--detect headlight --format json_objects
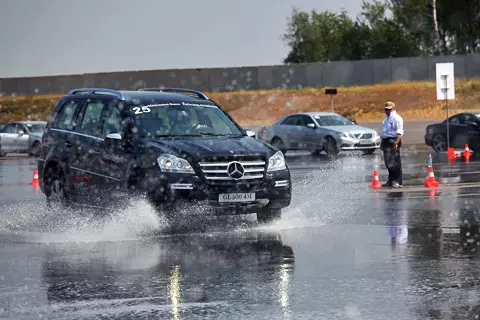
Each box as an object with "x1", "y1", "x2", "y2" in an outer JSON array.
[
  {"x1": 341, "y1": 132, "x2": 354, "y2": 139},
  {"x1": 268, "y1": 151, "x2": 286, "y2": 172},
  {"x1": 157, "y1": 154, "x2": 194, "y2": 174}
]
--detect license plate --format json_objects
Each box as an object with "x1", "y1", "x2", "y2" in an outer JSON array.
[
  {"x1": 359, "y1": 139, "x2": 372, "y2": 145},
  {"x1": 218, "y1": 193, "x2": 255, "y2": 203}
]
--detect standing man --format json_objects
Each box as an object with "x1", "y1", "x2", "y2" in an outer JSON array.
[{"x1": 380, "y1": 101, "x2": 404, "y2": 188}]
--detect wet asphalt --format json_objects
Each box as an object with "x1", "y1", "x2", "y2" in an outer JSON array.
[{"x1": 1, "y1": 146, "x2": 480, "y2": 319}]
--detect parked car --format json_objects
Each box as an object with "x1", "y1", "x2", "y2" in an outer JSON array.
[
  {"x1": 38, "y1": 87, "x2": 292, "y2": 224},
  {"x1": 257, "y1": 112, "x2": 381, "y2": 156},
  {"x1": 425, "y1": 112, "x2": 480, "y2": 153},
  {"x1": 0, "y1": 121, "x2": 46, "y2": 157}
]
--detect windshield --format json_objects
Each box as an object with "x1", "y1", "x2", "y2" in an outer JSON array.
[
  {"x1": 25, "y1": 123, "x2": 46, "y2": 133},
  {"x1": 128, "y1": 102, "x2": 244, "y2": 137},
  {"x1": 314, "y1": 115, "x2": 354, "y2": 126}
]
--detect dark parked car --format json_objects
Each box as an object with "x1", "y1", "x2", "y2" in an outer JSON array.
[
  {"x1": 425, "y1": 112, "x2": 480, "y2": 152},
  {"x1": 38, "y1": 88, "x2": 292, "y2": 223}
]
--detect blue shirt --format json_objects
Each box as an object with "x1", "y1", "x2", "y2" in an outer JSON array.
[{"x1": 380, "y1": 110, "x2": 404, "y2": 139}]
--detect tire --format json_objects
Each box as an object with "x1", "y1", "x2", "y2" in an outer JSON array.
[
  {"x1": 44, "y1": 164, "x2": 72, "y2": 209},
  {"x1": 29, "y1": 142, "x2": 41, "y2": 157},
  {"x1": 324, "y1": 136, "x2": 339, "y2": 157},
  {"x1": 257, "y1": 208, "x2": 282, "y2": 224},
  {"x1": 271, "y1": 137, "x2": 287, "y2": 154},
  {"x1": 432, "y1": 134, "x2": 447, "y2": 152},
  {"x1": 362, "y1": 149, "x2": 376, "y2": 155}
]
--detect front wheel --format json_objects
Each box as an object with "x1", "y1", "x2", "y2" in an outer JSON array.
[
  {"x1": 44, "y1": 165, "x2": 72, "y2": 209},
  {"x1": 271, "y1": 137, "x2": 287, "y2": 154},
  {"x1": 257, "y1": 208, "x2": 281, "y2": 224},
  {"x1": 362, "y1": 149, "x2": 376, "y2": 155},
  {"x1": 29, "y1": 142, "x2": 41, "y2": 157},
  {"x1": 432, "y1": 134, "x2": 447, "y2": 152},
  {"x1": 324, "y1": 137, "x2": 339, "y2": 157}
]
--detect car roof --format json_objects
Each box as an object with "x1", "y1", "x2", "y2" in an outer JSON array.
[
  {"x1": 8, "y1": 121, "x2": 47, "y2": 124},
  {"x1": 63, "y1": 88, "x2": 216, "y2": 105},
  {"x1": 302, "y1": 112, "x2": 340, "y2": 117},
  {"x1": 119, "y1": 91, "x2": 216, "y2": 104}
]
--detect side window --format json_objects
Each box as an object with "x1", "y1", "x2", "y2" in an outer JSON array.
[
  {"x1": 2, "y1": 124, "x2": 18, "y2": 134},
  {"x1": 77, "y1": 101, "x2": 107, "y2": 137},
  {"x1": 299, "y1": 115, "x2": 314, "y2": 126},
  {"x1": 102, "y1": 105, "x2": 124, "y2": 137},
  {"x1": 281, "y1": 116, "x2": 298, "y2": 125},
  {"x1": 53, "y1": 100, "x2": 81, "y2": 130},
  {"x1": 449, "y1": 115, "x2": 459, "y2": 124}
]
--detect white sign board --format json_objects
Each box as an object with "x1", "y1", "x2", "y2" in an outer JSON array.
[{"x1": 436, "y1": 63, "x2": 455, "y2": 100}]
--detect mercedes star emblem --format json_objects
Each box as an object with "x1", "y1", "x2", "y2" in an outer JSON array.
[{"x1": 227, "y1": 162, "x2": 245, "y2": 180}]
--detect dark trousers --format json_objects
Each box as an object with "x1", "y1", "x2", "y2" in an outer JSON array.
[{"x1": 382, "y1": 138, "x2": 403, "y2": 185}]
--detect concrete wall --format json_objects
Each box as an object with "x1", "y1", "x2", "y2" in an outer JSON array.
[{"x1": 1, "y1": 54, "x2": 480, "y2": 95}]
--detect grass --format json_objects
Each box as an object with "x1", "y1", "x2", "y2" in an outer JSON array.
[{"x1": 1, "y1": 79, "x2": 480, "y2": 125}]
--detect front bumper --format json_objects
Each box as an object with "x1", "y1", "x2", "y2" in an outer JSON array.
[
  {"x1": 338, "y1": 136, "x2": 381, "y2": 150},
  {"x1": 145, "y1": 168, "x2": 292, "y2": 215},
  {"x1": 424, "y1": 134, "x2": 433, "y2": 147}
]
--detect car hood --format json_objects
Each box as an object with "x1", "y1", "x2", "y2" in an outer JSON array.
[
  {"x1": 148, "y1": 135, "x2": 276, "y2": 159},
  {"x1": 321, "y1": 125, "x2": 377, "y2": 134}
]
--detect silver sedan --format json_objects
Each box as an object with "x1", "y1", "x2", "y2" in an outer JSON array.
[
  {"x1": 257, "y1": 112, "x2": 381, "y2": 156},
  {"x1": 0, "y1": 121, "x2": 46, "y2": 157}
]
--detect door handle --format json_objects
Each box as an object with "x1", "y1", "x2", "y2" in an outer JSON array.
[{"x1": 65, "y1": 141, "x2": 72, "y2": 148}]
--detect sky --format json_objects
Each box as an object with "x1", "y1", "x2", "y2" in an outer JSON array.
[{"x1": 0, "y1": 0, "x2": 362, "y2": 78}]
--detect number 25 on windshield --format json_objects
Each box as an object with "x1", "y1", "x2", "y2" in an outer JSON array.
[{"x1": 133, "y1": 106, "x2": 151, "y2": 114}]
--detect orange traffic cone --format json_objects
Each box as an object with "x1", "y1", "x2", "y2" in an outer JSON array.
[
  {"x1": 29, "y1": 170, "x2": 40, "y2": 187},
  {"x1": 463, "y1": 144, "x2": 472, "y2": 157},
  {"x1": 447, "y1": 147, "x2": 455, "y2": 159},
  {"x1": 424, "y1": 166, "x2": 440, "y2": 188},
  {"x1": 369, "y1": 170, "x2": 382, "y2": 189}
]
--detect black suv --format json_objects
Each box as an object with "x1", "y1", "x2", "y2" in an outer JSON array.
[{"x1": 38, "y1": 88, "x2": 292, "y2": 223}]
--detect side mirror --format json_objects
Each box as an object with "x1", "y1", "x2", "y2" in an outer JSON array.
[
  {"x1": 306, "y1": 123, "x2": 316, "y2": 128},
  {"x1": 18, "y1": 130, "x2": 24, "y2": 136},
  {"x1": 246, "y1": 130, "x2": 256, "y2": 138}
]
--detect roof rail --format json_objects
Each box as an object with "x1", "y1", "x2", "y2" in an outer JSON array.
[
  {"x1": 137, "y1": 87, "x2": 209, "y2": 100},
  {"x1": 68, "y1": 88, "x2": 125, "y2": 100}
]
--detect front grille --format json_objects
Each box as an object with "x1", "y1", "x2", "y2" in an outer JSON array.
[
  {"x1": 199, "y1": 159, "x2": 266, "y2": 182},
  {"x1": 353, "y1": 133, "x2": 373, "y2": 139}
]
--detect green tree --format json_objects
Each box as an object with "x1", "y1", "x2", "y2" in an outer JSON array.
[{"x1": 282, "y1": 0, "x2": 480, "y2": 63}]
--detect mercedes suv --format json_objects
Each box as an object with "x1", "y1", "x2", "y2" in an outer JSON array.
[{"x1": 37, "y1": 87, "x2": 292, "y2": 223}]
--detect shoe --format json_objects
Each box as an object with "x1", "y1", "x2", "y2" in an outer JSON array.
[
  {"x1": 391, "y1": 182, "x2": 403, "y2": 188},
  {"x1": 382, "y1": 182, "x2": 392, "y2": 188}
]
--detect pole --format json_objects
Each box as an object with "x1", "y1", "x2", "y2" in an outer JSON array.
[
  {"x1": 330, "y1": 94, "x2": 334, "y2": 112},
  {"x1": 442, "y1": 75, "x2": 450, "y2": 151}
]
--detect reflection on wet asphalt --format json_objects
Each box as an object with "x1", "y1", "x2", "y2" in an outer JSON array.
[{"x1": 1, "y1": 149, "x2": 480, "y2": 319}]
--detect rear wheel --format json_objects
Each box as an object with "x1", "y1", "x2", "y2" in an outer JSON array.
[
  {"x1": 44, "y1": 165, "x2": 72, "y2": 209},
  {"x1": 257, "y1": 208, "x2": 281, "y2": 224}
]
